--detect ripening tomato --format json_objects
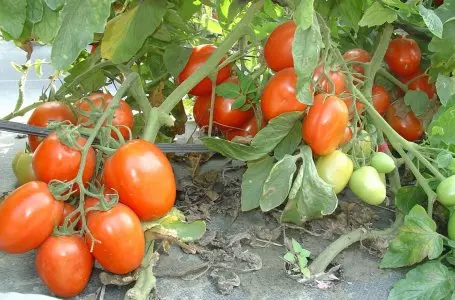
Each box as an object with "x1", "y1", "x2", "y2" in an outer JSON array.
[
  {"x1": 12, "y1": 150, "x2": 36, "y2": 185},
  {"x1": 36, "y1": 235, "x2": 93, "y2": 298},
  {"x1": 178, "y1": 44, "x2": 232, "y2": 96},
  {"x1": 316, "y1": 150, "x2": 354, "y2": 194},
  {"x1": 76, "y1": 93, "x2": 134, "y2": 140},
  {"x1": 343, "y1": 97, "x2": 364, "y2": 116},
  {"x1": 103, "y1": 140, "x2": 176, "y2": 221},
  {"x1": 225, "y1": 117, "x2": 260, "y2": 141},
  {"x1": 264, "y1": 21, "x2": 297, "y2": 72},
  {"x1": 384, "y1": 37, "x2": 421, "y2": 76},
  {"x1": 386, "y1": 102, "x2": 424, "y2": 141},
  {"x1": 0, "y1": 181, "x2": 62, "y2": 253},
  {"x1": 27, "y1": 102, "x2": 77, "y2": 151},
  {"x1": 343, "y1": 48, "x2": 371, "y2": 79},
  {"x1": 32, "y1": 132, "x2": 96, "y2": 188},
  {"x1": 340, "y1": 126, "x2": 353, "y2": 146},
  {"x1": 261, "y1": 68, "x2": 308, "y2": 121},
  {"x1": 399, "y1": 69, "x2": 436, "y2": 99},
  {"x1": 86, "y1": 203, "x2": 144, "y2": 274},
  {"x1": 312, "y1": 65, "x2": 347, "y2": 95},
  {"x1": 372, "y1": 84, "x2": 391, "y2": 115},
  {"x1": 302, "y1": 94, "x2": 349, "y2": 156}
]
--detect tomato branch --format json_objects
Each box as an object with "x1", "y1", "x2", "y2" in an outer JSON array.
[{"x1": 377, "y1": 68, "x2": 408, "y2": 92}]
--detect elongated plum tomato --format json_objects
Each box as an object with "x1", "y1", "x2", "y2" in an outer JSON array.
[
  {"x1": 316, "y1": 150, "x2": 353, "y2": 194},
  {"x1": 386, "y1": 102, "x2": 424, "y2": 141},
  {"x1": 399, "y1": 68, "x2": 436, "y2": 99},
  {"x1": 312, "y1": 65, "x2": 347, "y2": 95},
  {"x1": 76, "y1": 93, "x2": 134, "y2": 140},
  {"x1": 302, "y1": 94, "x2": 349, "y2": 156},
  {"x1": 103, "y1": 139, "x2": 176, "y2": 221},
  {"x1": 437, "y1": 175, "x2": 455, "y2": 207},
  {"x1": 0, "y1": 181, "x2": 62, "y2": 253},
  {"x1": 27, "y1": 102, "x2": 77, "y2": 151},
  {"x1": 340, "y1": 126, "x2": 353, "y2": 146},
  {"x1": 343, "y1": 48, "x2": 371, "y2": 79},
  {"x1": 371, "y1": 152, "x2": 396, "y2": 174},
  {"x1": 12, "y1": 150, "x2": 36, "y2": 185},
  {"x1": 33, "y1": 132, "x2": 96, "y2": 187},
  {"x1": 372, "y1": 84, "x2": 391, "y2": 115},
  {"x1": 261, "y1": 68, "x2": 307, "y2": 121},
  {"x1": 349, "y1": 166, "x2": 386, "y2": 205},
  {"x1": 264, "y1": 20, "x2": 296, "y2": 72},
  {"x1": 384, "y1": 37, "x2": 421, "y2": 76},
  {"x1": 225, "y1": 117, "x2": 260, "y2": 141},
  {"x1": 36, "y1": 235, "x2": 93, "y2": 298},
  {"x1": 86, "y1": 203, "x2": 144, "y2": 274},
  {"x1": 178, "y1": 44, "x2": 232, "y2": 96}
]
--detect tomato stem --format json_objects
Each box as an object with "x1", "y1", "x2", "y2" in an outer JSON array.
[
  {"x1": 377, "y1": 68, "x2": 408, "y2": 92},
  {"x1": 208, "y1": 74, "x2": 217, "y2": 137}
]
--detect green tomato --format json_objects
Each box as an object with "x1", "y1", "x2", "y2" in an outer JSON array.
[
  {"x1": 379, "y1": 172, "x2": 386, "y2": 186},
  {"x1": 353, "y1": 130, "x2": 372, "y2": 156},
  {"x1": 371, "y1": 152, "x2": 396, "y2": 173},
  {"x1": 316, "y1": 150, "x2": 353, "y2": 194},
  {"x1": 437, "y1": 175, "x2": 455, "y2": 207},
  {"x1": 349, "y1": 166, "x2": 386, "y2": 205},
  {"x1": 12, "y1": 151, "x2": 36, "y2": 186},
  {"x1": 448, "y1": 212, "x2": 455, "y2": 240}
]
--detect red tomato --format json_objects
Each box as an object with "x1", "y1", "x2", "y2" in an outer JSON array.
[
  {"x1": 302, "y1": 94, "x2": 349, "y2": 156},
  {"x1": 76, "y1": 93, "x2": 134, "y2": 140},
  {"x1": 343, "y1": 97, "x2": 364, "y2": 116},
  {"x1": 225, "y1": 117, "x2": 260, "y2": 141},
  {"x1": 434, "y1": 0, "x2": 444, "y2": 5},
  {"x1": 103, "y1": 140, "x2": 176, "y2": 221},
  {"x1": 312, "y1": 65, "x2": 347, "y2": 95},
  {"x1": 177, "y1": 44, "x2": 232, "y2": 96},
  {"x1": 27, "y1": 102, "x2": 77, "y2": 151},
  {"x1": 372, "y1": 84, "x2": 391, "y2": 115},
  {"x1": 261, "y1": 67, "x2": 308, "y2": 121},
  {"x1": 343, "y1": 48, "x2": 371, "y2": 78},
  {"x1": 33, "y1": 133, "x2": 96, "y2": 189},
  {"x1": 399, "y1": 69, "x2": 436, "y2": 99},
  {"x1": 36, "y1": 235, "x2": 93, "y2": 298},
  {"x1": 340, "y1": 126, "x2": 353, "y2": 146},
  {"x1": 90, "y1": 43, "x2": 98, "y2": 55},
  {"x1": 386, "y1": 102, "x2": 424, "y2": 141},
  {"x1": 264, "y1": 21, "x2": 297, "y2": 72},
  {"x1": 86, "y1": 203, "x2": 144, "y2": 274},
  {"x1": 384, "y1": 37, "x2": 421, "y2": 76},
  {"x1": 0, "y1": 181, "x2": 62, "y2": 253}
]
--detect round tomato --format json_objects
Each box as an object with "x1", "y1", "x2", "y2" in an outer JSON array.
[
  {"x1": 0, "y1": 181, "x2": 62, "y2": 253},
  {"x1": 177, "y1": 44, "x2": 232, "y2": 96},
  {"x1": 36, "y1": 235, "x2": 93, "y2": 298},
  {"x1": 437, "y1": 175, "x2": 455, "y2": 207},
  {"x1": 12, "y1": 150, "x2": 36, "y2": 185},
  {"x1": 264, "y1": 20, "x2": 296, "y2": 72},
  {"x1": 76, "y1": 93, "x2": 134, "y2": 140},
  {"x1": 343, "y1": 48, "x2": 371, "y2": 78},
  {"x1": 312, "y1": 65, "x2": 347, "y2": 95},
  {"x1": 384, "y1": 37, "x2": 421, "y2": 76},
  {"x1": 103, "y1": 139, "x2": 176, "y2": 221},
  {"x1": 349, "y1": 166, "x2": 386, "y2": 205},
  {"x1": 261, "y1": 67, "x2": 307, "y2": 121},
  {"x1": 316, "y1": 150, "x2": 354, "y2": 194},
  {"x1": 372, "y1": 84, "x2": 391, "y2": 115},
  {"x1": 302, "y1": 94, "x2": 349, "y2": 156},
  {"x1": 86, "y1": 203, "x2": 144, "y2": 274},
  {"x1": 340, "y1": 126, "x2": 353, "y2": 146},
  {"x1": 225, "y1": 117, "x2": 260, "y2": 141},
  {"x1": 386, "y1": 102, "x2": 424, "y2": 141},
  {"x1": 27, "y1": 102, "x2": 77, "y2": 151},
  {"x1": 33, "y1": 132, "x2": 96, "y2": 188},
  {"x1": 371, "y1": 152, "x2": 396, "y2": 174},
  {"x1": 399, "y1": 69, "x2": 436, "y2": 99}
]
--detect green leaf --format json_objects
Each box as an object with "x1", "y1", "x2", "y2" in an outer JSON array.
[
  {"x1": 241, "y1": 156, "x2": 275, "y2": 211},
  {"x1": 34, "y1": 59, "x2": 45, "y2": 78},
  {"x1": 395, "y1": 186, "x2": 427, "y2": 214},
  {"x1": 231, "y1": 95, "x2": 247, "y2": 110},
  {"x1": 359, "y1": 2, "x2": 397, "y2": 27},
  {"x1": 428, "y1": 20, "x2": 455, "y2": 77},
  {"x1": 436, "y1": 75, "x2": 455, "y2": 106},
  {"x1": 428, "y1": 106, "x2": 455, "y2": 147},
  {"x1": 435, "y1": 0, "x2": 455, "y2": 23},
  {"x1": 44, "y1": 0, "x2": 65, "y2": 10},
  {"x1": 101, "y1": 0, "x2": 167, "y2": 64},
  {"x1": 260, "y1": 155, "x2": 298, "y2": 211},
  {"x1": 178, "y1": 0, "x2": 201, "y2": 20},
  {"x1": 404, "y1": 90, "x2": 429, "y2": 116},
  {"x1": 26, "y1": 0, "x2": 44, "y2": 23},
  {"x1": 281, "y1": 196, "x2": 302, "y2": 225},
  {"x1": 51, "y1": 0, "x2": 112, "y2": 70},
  {"x1": 437, "y1": 151, "x2": 453, "y2": 168},
  {"x1": 202, "y1": 137, "x2": 266, "y2": 161},
  {"x1": 0, "y1": 0, "x2": 27, "y2": 38},
  {"x1": 284, "y1": 252, "x2": 296, "y2": 263},
  {"x1": 336, "y1": 0, "x2": 366, "y2": 32},
  {"x1": 418, "y1": 4, "x2": 444, "y2": 39},
  {"x1": 380, "y1": 205, "x2": 443, "y2": 268},
  {"x1": 298, "y1": 255, "x2": 308, "y2": 271},
  {"x1": 388, "y1": 261, "x2": 455, "y2": 300},
  {"x1": 32, "y1": 4, "x2": 60, "y2": 43},
  {"x1": 152, "y1": 24, "x2": 171, "y2": 42},
  {"x1": 291, "y1": 238, "x2": 304, "y2": 253},
  {"x1": 294, "y1": 0, "x2": 314, "y2": 30},
  {"x1": 292, "y1": 16, "x2": 322, "y2": 105},
  {"x1": 237, "y1": 71, "x2": 255, "y2": 94},
  {"x1": 216, "y1": 82, "x2": 241, "y2": 98},
  {"x1": 64, "y1": 54, "x2": 105, "y2": 92},
  {"x1": 274, "y1": 121, "x2": 302, "y2": 160},
  {"x1": 295, "y1": 146, "x2": 338, "y2": 222},
  {"x1": 263, "y1": 0, "x2": 284, "y2": 19},
  {"x1": 163, "y1": 45, "x2": 192, "y2": 78}
]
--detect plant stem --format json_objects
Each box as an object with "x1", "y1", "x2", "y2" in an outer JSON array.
[
  {"x1": 2, "y1": 101, "x2": 42, "y2": 120},
  {"x1": 208, "y1": 75, "x2": 217, "y2": 137},
  {"x1": 377, "y1": 68, "x2": 408, "y2": 92}
]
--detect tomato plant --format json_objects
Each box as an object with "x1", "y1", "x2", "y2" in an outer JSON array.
[
  {"x1": 371, "y1": 152, "x2": 396, "y2": 174},
  {"x1": 12, "y1": 150, "x2": 36, "y2": 185},
  {"x1": 399, "y1": 69, "x2": 436, "y2": 99},
  {"x1": 386, "y1": 102, "x2": 424, "y2": 141},
  {"x1": 343, "y1": 48, "x2": 371, "y2": 81},
  {"x1": 312, "y1": 65, "x2": 347, "y2": 95},
  {"x1": 264, "y1": 20, "x2": 296, "y2": 72},
  {"x1": 225, "y1": 117, "x2": 259, "y2": 141},
  {"x1": 316, "y1": 150, "x2": 353, "y2": 194},
  {"x1": 437, "y1": 175, "x2": 455, "y2": 207},
  {"x1": 349, "y1": 166, "x2": 386, "y2": 205},
  {"x1": 372, "y1": 84, "x2": 391, "y2": 115},
  {"x1": 384, "y1": 37, "x2": 421, "y2": 76}
]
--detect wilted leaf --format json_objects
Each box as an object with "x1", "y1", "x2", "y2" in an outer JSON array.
[{"x1": 202, "y1": 137, "x2": 267, "y2": 161}]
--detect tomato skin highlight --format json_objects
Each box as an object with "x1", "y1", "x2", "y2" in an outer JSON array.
[
  {"x1": 178, "y1": 44, "x2": 232, "y2": 96},
  {"x1": 27, "y1": 102, "x2": 77, "y2": 151},
  {"x1": 371, "y1": 152, "x2": 396, "y2": 174},
  {"x1": 0, "y1": 181, "x2": 62, "y2": 253},
  {"x1": 302, "y1": 94, "x2": 349, "y2": 156},
  {"x1": 386, "y1": 103, "x2": 424, "y2": 141},
  {"x1": 261, "y1": 67, "x2": 307, "y2": 121},
  {"x1": 349, "y1": 166, "x2": 386, "y2": 205},
  {"x1": 399, "y1": 69, "x2": 436, "y2": 99},
  {"x1": 12, "y1": 151, "x2": 36, "y2": 185},
  {"x1": 384, "y1": 37, "x2": 421, "y2": 76},
  {"x1": 437, "y1": 175, "x2": 455, "y2": 207},
  {"x1": 316, "y1": 150, "x2": 353, "y2": 194},
  {"x1": 264, "y1": 21, "x2": 296, "y2": 72},
  {"x1": 225, "y1": 117, "x2": 259, "y2": 141},
  {"x1": 372, "y1": 84, "x2": 391, "y2": 115},
  {"x1": 103, "y1": 139, "x2": 176, "y2": 221},
  {"x1": 36, "y1": 235, "x2": 93, "y2": 298},
  {"x1": 86, "y1": 203, "x2": 145, "y2": 274}
]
